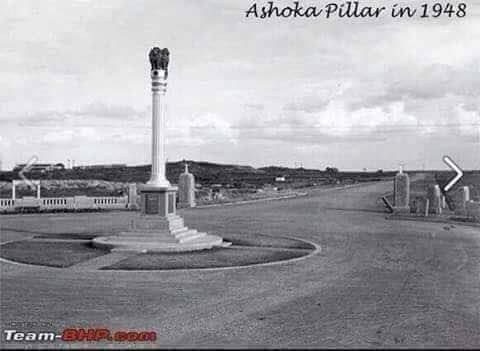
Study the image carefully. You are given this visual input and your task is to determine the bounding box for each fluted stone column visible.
[139,49,177,218]
[147,69,170,187]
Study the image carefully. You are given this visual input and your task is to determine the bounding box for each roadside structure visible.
[178,162,196,208]
[427,184,442,214]
[93,47,227,252]
[393,164,410,213]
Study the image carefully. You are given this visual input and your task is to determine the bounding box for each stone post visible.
[393,165,410,213]
[456,186,471,215]
[462,186,470,204]
[12,180,16,200]
[178,163,196,208]
[128,183,138,210]
[427,184,442,214]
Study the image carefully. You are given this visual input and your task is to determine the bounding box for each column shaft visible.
[148,69,170,187]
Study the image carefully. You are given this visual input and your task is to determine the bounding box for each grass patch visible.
[102,246,312,270]
[0,240,108,267]
[221,233,315,250]
[448,216,479,224]
[33,233,100,240]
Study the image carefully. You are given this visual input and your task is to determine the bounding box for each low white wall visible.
[42,197,74,210]
[0,199,15,211]
[0,195,128,212]
[92,196,128,209]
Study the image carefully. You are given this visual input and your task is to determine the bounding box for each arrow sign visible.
[442,156,463,192]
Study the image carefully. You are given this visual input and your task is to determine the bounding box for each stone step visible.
[174,229,200,240]
[178,231,207,243]
[173,228,199,240]
[167,217,184,227]
[167,214,183,222]
[190,234,224,246]
[93,233,226,253]
[170,226,190,236]
[168,221,186,231]
[114,233,179,243]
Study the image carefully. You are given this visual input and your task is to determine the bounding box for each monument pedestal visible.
[140,184,178,217]
[93,185,228,252]
[92,47,228,253]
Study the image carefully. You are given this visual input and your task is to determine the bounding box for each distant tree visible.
[325,167,339,175]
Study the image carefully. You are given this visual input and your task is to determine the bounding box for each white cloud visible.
[170,112,237,146]
[43,130,75,144]
[0,0,479,169]
[455,105,480,136]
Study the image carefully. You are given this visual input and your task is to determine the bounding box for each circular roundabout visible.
[0,232,318,271]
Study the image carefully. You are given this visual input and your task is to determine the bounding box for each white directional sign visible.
[442,156,463,192]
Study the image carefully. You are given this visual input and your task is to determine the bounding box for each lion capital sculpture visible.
[149,47,170,78]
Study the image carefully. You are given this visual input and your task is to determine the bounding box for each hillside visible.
[0,160,394,188]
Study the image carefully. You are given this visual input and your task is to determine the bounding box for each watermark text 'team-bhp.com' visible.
[3,328,157,343]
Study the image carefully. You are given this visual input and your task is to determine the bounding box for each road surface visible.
[1,181,479,348]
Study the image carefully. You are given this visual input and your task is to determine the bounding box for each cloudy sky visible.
[0,0,479,171]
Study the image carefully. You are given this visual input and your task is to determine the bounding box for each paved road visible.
[1,181,479,348]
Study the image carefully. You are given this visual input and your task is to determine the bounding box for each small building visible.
[275,176,286,182]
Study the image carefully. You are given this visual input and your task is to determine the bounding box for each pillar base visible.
[92,185,229,253]
[139,184,178,217]
[146,179,172,188]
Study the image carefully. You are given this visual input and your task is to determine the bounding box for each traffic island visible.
[0,233,317,270]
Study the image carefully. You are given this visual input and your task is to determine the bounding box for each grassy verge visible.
[221,233,315,250]
[0,240,108,267]
[33,233,100,240]
[102,246,312,270]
